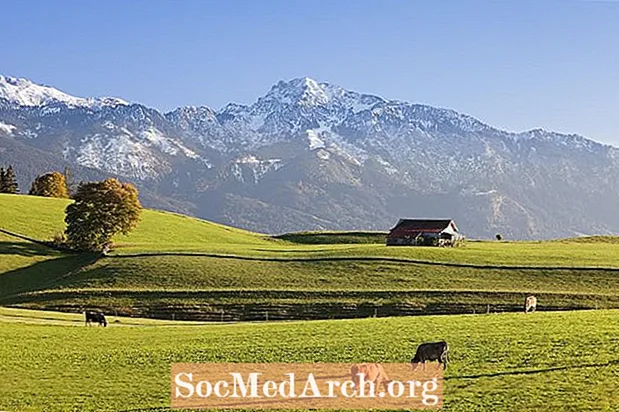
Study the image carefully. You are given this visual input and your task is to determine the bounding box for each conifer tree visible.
[0,167,5,192]
[0,165,18,193]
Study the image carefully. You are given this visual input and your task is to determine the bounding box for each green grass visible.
[4,193,619,318]
[0,193,269,251]
[274,231,388,244]
[0,306,207,326]
[5,193,619,267]
[1,307,618,411]
[7,254,619,319]
[2,195,619,411]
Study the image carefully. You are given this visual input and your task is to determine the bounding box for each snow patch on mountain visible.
[320,82,385,113]
[0,121,16,134]
[233,156,284,183]
[139,128,183,156]
[306,129,325,150]
[73,132,168,180]
[375,157,399,175]
[0,75,127,108]
[93,97,128,107]
[316,149,330,160]
[475,189,498,196]
[64,125,205,179]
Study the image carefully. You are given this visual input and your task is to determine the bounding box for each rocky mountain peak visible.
[261,77,329,107]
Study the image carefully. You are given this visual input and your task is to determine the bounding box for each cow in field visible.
[411,341,449,370]
[524,295,537,313]
[350,363,391,392]
[85,311,107,327]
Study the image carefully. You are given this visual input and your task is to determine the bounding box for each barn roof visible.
[388,219,458,237]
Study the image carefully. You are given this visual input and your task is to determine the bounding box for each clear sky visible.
[2,0,618,144]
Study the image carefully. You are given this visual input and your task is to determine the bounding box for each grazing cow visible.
[411,341,449,370]
[524,295,537,313]
[85,311,107,327]
[350,363,391,392]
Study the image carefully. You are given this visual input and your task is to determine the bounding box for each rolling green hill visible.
[3,193,619,320]
[1,307,618,411]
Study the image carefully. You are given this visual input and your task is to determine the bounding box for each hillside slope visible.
[3,194,619,320]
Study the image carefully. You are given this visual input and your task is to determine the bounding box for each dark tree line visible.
[0,165,19,194]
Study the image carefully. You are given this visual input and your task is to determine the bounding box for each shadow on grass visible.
[448,358,619,380]
[0,240,59,257]
[0,252,100,301]
[274,231,387,245]
[108,252,619,272]
[250,247,361,253]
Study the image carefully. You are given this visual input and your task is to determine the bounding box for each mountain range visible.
[1,74,618,239]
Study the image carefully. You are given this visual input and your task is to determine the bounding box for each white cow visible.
[524,295,537,313]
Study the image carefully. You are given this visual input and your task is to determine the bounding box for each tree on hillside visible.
[65,178,142,252]
[29,171,70,198]
[0,165,19,194]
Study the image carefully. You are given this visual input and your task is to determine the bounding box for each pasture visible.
[2,195,619,411]
[4,193,619,319]
[4,193,619,266]
[1,307,618,411]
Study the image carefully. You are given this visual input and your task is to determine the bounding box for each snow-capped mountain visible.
[2,74,619,239]
[0,75,127,108]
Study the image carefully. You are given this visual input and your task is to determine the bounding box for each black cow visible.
[411,341,449,370]
[85,311,107,327]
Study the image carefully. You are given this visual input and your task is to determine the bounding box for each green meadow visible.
[0,195,619,320]
[2,194,619,410]
[2,193,619,319]
[1,307,618,411]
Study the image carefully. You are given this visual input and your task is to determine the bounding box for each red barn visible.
[386,219,463,246]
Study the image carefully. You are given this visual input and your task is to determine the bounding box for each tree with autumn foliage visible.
[64,178,142,252]
[29,171,70,198]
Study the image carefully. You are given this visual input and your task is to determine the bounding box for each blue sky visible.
[2,0,618,144]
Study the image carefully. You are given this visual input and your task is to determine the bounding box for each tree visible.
[496,233,503,241]
[29,171,70,198]
[0,165,19,194]
[64,178,142,251]
[29,171,68,198]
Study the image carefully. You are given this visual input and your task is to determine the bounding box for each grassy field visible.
[2,195,619,411]
[4,193,619,266]
[3,193,619,319]
[1,307,618,411]
[274,231,388,244]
